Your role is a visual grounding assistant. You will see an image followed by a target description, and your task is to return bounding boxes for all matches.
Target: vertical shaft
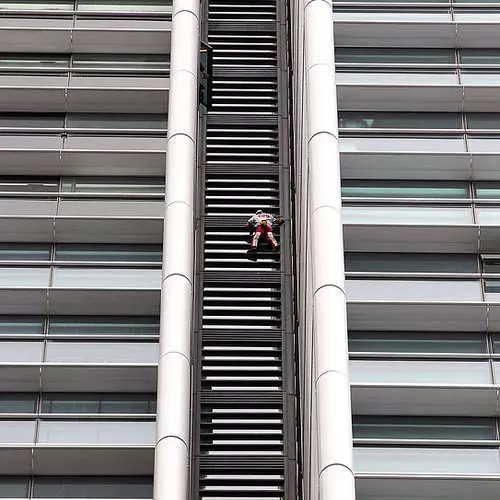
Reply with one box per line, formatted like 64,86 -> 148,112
304,0 -> 355,498
154,1 -> 199,499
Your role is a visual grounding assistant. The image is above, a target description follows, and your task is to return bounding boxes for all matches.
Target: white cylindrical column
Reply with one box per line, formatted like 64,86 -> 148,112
304,0 -> 355,499
154,1 -> 199,499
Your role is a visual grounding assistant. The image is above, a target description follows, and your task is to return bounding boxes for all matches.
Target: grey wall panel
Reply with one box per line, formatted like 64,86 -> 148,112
45,342 -> 158,364
351,386 -> 498,417
47,289 -> 160,315
40,365 -> 156,392
0,199 -> 57,216
0,366 -> 43,391
53,219 -> 163,243
63,135 -> 166,151
0,289 -> 46,314
0,342 -> 43,363
346,279 -> 482,302
347,302 -> 488,332
38,421 -> 155,445
57,199 -> 163,217
356,477 -> 500,500
0,420 -> 35,444
341,152 -> 471,181
344,225 -> 479,253
0,448 -> 32,474
0,218 -> 55,242
354,447 -> 500,475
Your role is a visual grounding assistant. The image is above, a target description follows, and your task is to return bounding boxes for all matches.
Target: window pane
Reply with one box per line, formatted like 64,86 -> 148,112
484,280 -> 500,293
0,478 -> 28,498
0,244 -> 50,261
0,393 -> 36,413
77,0 -> 172,13
353,416 -> 496,440
52,267 -> 161,288
342,181 -> 469,199
42,395 -> 99,414
0,178 -> 59,192
48,317 -> 159,337
339,112 -> 462,129
0,317 -> 43,336
0,114 -> 64,128
336,48 -> 454,65
100,394 -> 156,414
66,114 -> 167,129
0,1 -> 72,10
61,177 -> 164,194
475,182 -> 500,199
72,54 -> 169,71
33,477 -> 153,498
467,113 -> 500,129
461,49 -> 500,66
349,332 -> 486,354
55,244 -> 162,263
345,253 -> 478,273
0,55 -> 68,69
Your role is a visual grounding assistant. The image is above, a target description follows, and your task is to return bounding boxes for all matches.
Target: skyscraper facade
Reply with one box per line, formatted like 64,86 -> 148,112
1,1 -> 500,500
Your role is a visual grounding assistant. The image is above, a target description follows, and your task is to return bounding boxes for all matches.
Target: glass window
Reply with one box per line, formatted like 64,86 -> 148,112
41,395 -> 99,414
61,177 -> 164,194
484,280 -> 500,293
66,114 -> 167,130
349,331 -> 486,354
0,393 -> 36,413
353,416 -> 496,440
482,256 -> 500,273
339,112 -> 462,129
491,334 -> 500,353
467,113 -> 500,130
342,181 -> 469,199
0,478 -> 29,498
0,178 -> 59,193
76,0 -> 172,13
41,393 -> 156,414
0,244 -> 50,261
475,182 -> 500,199
55,244 -> 161,263
0,114 -> 64,128
72,54 -> 169,71
33,477 -> 153,498
48,316 -> 159,337
0,1 -> 72,10
0,55 -> 68,69
336,48 -> 455,65
344,253 -> 478,273
52,267 -> 161,288
0,317 -> 43,336
461,49 -> 500,66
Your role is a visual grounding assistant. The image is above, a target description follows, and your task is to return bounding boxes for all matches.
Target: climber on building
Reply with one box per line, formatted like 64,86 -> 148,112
245,209 -> 283,258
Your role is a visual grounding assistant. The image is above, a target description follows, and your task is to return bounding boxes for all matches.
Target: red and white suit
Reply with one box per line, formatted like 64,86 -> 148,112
247,212 -> 279,249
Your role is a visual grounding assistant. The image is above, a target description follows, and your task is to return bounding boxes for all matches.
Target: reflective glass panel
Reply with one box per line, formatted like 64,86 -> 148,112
0,55 -> 68,69
33,477 -> 153,498
100,394 -> 156,414
0,478 -> 28,497
339,112 -> 462,129
42,395 -> 99,414
66,114 -> 167,129
48,316 -> 159,337
0,114 -> 64,128
353,416 -> 496,440
467,113 -> 500,129
76,0 -> 172,13
0,178 -> 58,192
345,253 -> 478,273
461,49 -> 500,66
0,1 -> 72,10
0,316 -> 43,336
0,244 -> 50,261
72,54 -> 169,71
0,393 -> 36,413
484,280 -> 500,293
342,181 -> 469,199
349,331 -> 486,354
336,48 -> 454,65
55,244 -> 161,263
61,177 -> 164,194
475,182 -> 500,199
491,334 -> 500,353
52,267 -> 161,288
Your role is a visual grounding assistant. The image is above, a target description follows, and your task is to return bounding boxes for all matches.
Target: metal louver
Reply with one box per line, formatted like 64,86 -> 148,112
194,0 -> 297,498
